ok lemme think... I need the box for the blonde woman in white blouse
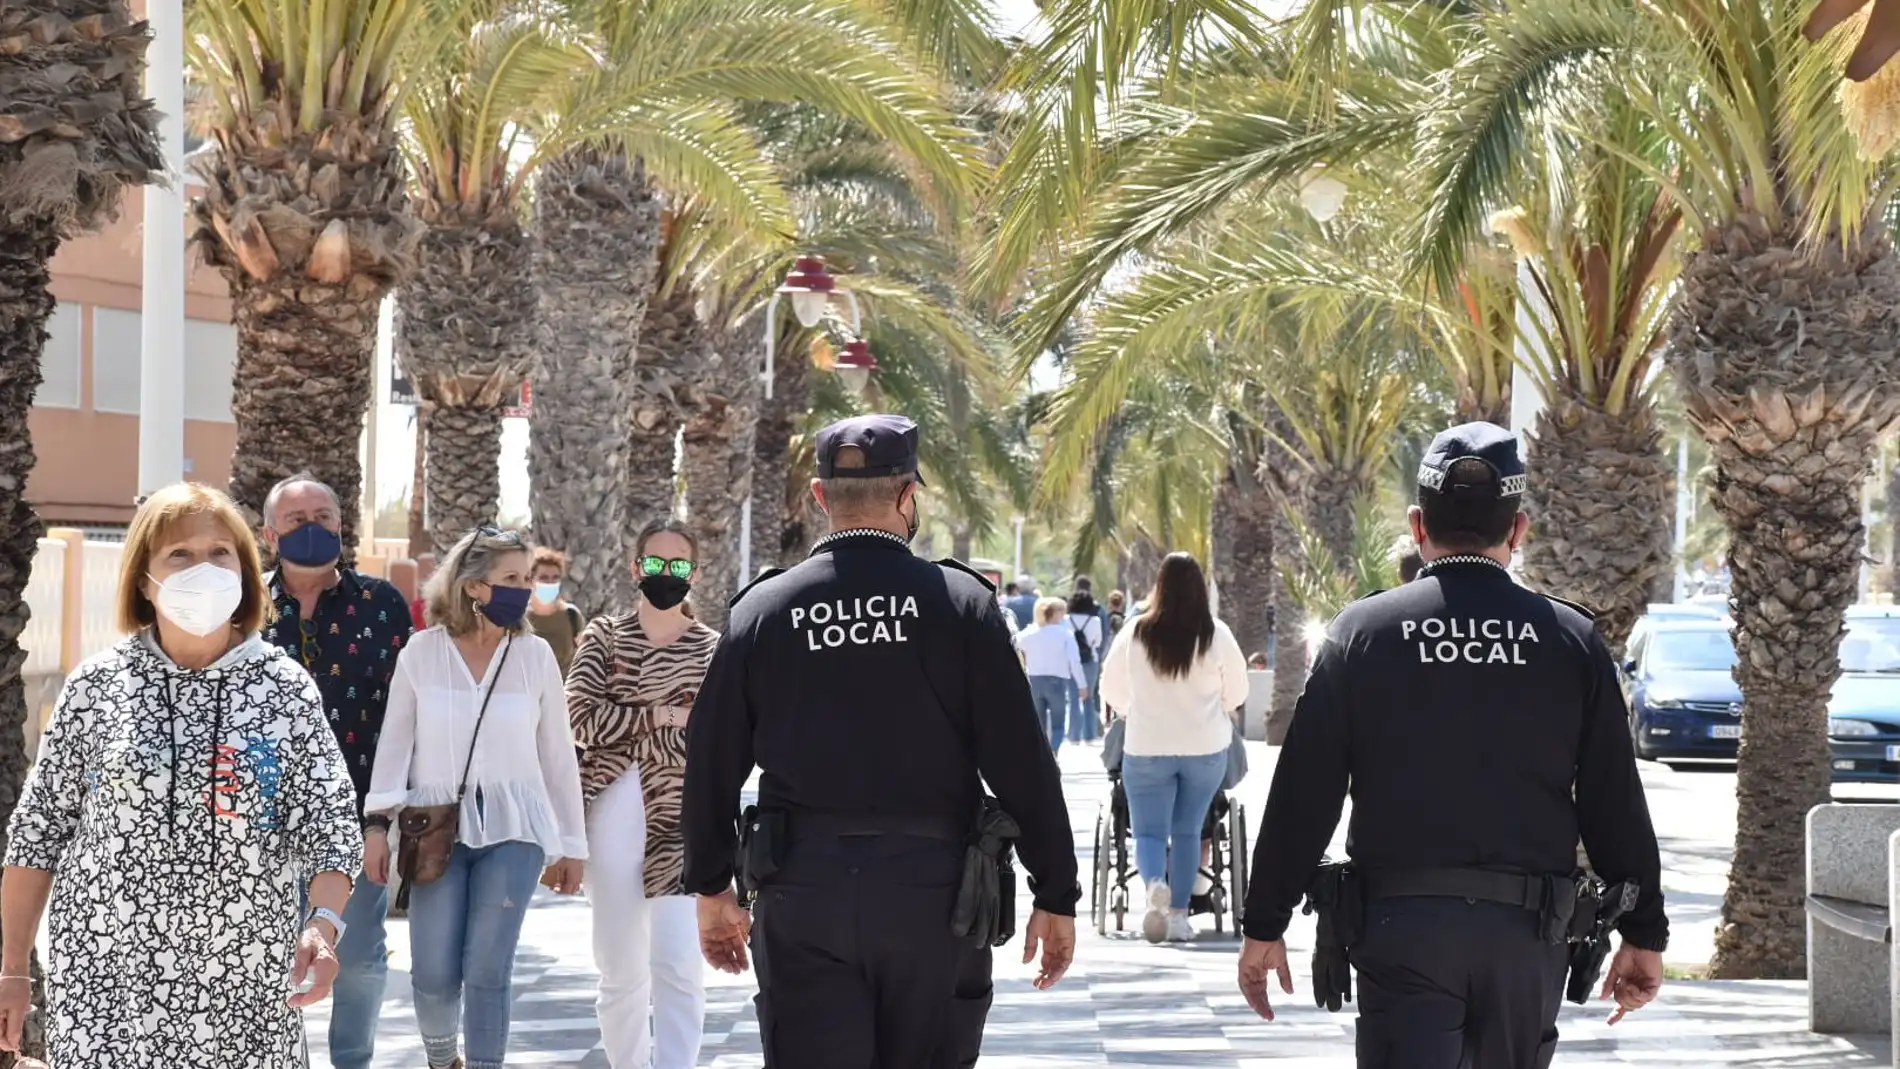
[365,526,587,1069]
[1100,552,1249,944]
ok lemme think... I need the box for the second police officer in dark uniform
[1239,422,1669,1068]
[680,414,1080,1069]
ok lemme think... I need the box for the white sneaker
[1142,883,1171,943]
[1166,912,1195,942]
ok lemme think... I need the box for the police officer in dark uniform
[681,414,1080,1069]
[1238,422,1669,1067]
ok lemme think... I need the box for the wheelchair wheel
[1229,802,1249,936]
[1092,809,1109,936]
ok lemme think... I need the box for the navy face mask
[278,522,342,568]
[480,584,533,628]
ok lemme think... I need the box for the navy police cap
[814,414,926,483]
[1417,421,1526,499]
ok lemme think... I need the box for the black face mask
[901,489,920,544]
[639,574,692,610]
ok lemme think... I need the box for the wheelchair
[1090,765,1249,937]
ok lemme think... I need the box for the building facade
[32,176,239,528]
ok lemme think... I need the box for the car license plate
[1709,724,1742,739]
[1887,745,1900,762]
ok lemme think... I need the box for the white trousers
[586,769,706,1069]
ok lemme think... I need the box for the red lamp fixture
[779,256,837,327]
[835,339,878,397]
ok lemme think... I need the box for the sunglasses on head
[638,556,696,580]
[477,524,525,546]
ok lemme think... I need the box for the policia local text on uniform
[1238,421,1669,1069]
[679,414,1080,1069]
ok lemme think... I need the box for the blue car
[1622,608,1900,780]
[1623,621,1744,766]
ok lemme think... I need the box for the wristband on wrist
[363,814,392,833]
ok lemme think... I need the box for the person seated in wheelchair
[1098,552,1251,943]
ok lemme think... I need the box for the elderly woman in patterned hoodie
[566,517,719,1069]
[0,484,362,1068]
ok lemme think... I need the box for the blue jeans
[1029,676,1068,752]
[329,878,390,1069]
[1122,752,1226,910]
[1068,661,1101,742]
[407,840,546,1069]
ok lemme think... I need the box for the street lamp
[780,256,836,327]
[745,256,876,579]
[1298,164,1347,222]
[834,339,878,398]
[761,256,864,401]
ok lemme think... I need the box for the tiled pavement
[304,745,1889,1067]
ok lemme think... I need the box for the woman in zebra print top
[566,518,719,1069]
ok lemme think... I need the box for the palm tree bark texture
[621,278,698,551]
[395,201,535,558]
[1212,463,1274,661]
[1260,454,1307,746]
[529,150,659,619]
[1518,397,1674,655]
[1667,218,1900,979]
[192,117,419,561]
[680,322,762,634]
[1,0,163,1058]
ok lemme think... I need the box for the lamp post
[137,0,186,496]
[1012,515,1026,580]
[742,256,874,579]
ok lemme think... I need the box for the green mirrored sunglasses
[638,555,696,580]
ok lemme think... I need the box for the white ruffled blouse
[366,627,588,861]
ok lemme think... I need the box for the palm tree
[526,0,982,618]
[1415,0,1900,978]
[1485,117,1683,653]
[1,0,161,1052]
[396,2,588,557]
[187,0,431,549]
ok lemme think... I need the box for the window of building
[91,307,141,414]
[37,303,82,409]
[185,319,236,422]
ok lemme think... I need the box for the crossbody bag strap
[454,636,512,805]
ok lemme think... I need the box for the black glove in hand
[1310,910,1353,1012]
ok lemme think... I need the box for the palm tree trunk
[397,207,535,557]
[784,491,826,567]
[623,280,701,549]
[1519,397,1674,655]
[952,526,974,561]
[1213,463,1274,659]
[681,327,761,633]
[1669,222,1900,979]
[529,149,660,618]
[406,405,429,559]
[1886,459,1900,589]
[420,403,506,557]
[192,126,418,565]
[1267,501,1306,746]
[0,220,61,1063]
[1124,535,1163,605]
[753,329,807,575]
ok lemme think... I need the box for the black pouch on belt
[1537,874,1580,945]
[741,807,786,892]
[952,797,1022,948]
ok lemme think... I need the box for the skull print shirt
[5,631,364,1069]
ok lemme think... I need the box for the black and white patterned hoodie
[6,630,363,1069]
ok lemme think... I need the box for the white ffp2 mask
[149,562,242,636]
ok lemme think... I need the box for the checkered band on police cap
[1416,421,1527,499]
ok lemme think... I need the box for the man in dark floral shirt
[261,473,412,1069]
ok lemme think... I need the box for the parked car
[1824,605,1900,785]
[1622,607,1900,780]
[1624,601,1727,657]
[1623,620,1744,767]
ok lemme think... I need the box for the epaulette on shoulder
[1540,591,1597,620]
[935,557,997,594]
[729,567,786,609]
